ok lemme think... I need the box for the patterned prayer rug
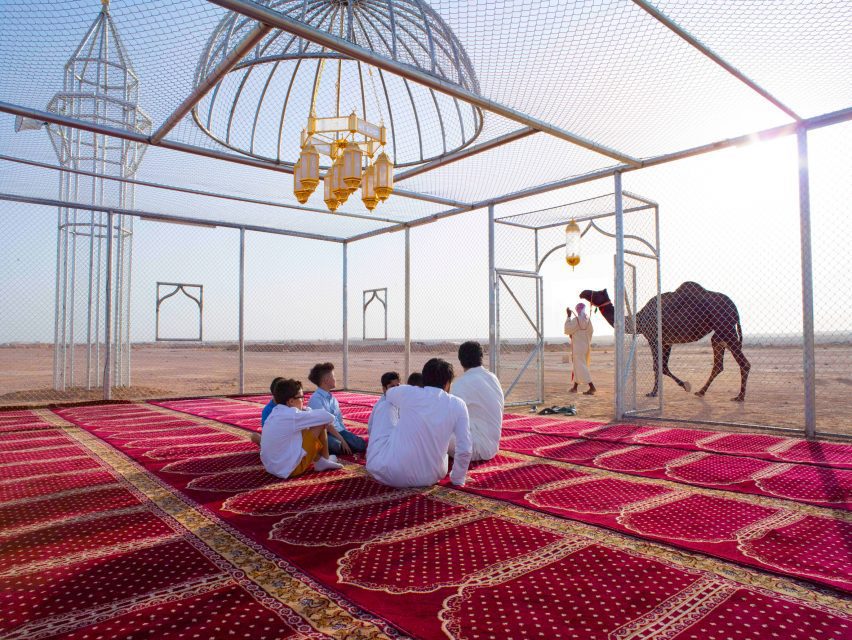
[0,409,395,639]
[22,402,849,640]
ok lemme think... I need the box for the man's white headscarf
[575,302,589,327]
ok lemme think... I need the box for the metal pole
[102,211,114,400]
[538,274,545,404]
[150,22,272,144]
[394,127,537,182]
[613,173,626,420]
[238,227,246,394]
[404,227,411,378]
[53,175,64,390]
[488,204,497,372]
[797,129,817,438]
[655,206,663,414]
[630,0,800,121]
[342,242,349,389]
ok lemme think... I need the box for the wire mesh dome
[193,0,483,167]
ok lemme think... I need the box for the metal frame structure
[155,283,204,342]
[1,0,849,438]
[23,0,152,393]
[493,191,662,415]
[494,268,544,408]
[362,287,388,341]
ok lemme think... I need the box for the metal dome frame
[191,0,484,167]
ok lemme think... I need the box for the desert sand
[1,341,849,438]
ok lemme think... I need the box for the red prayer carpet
[2,397,850,639]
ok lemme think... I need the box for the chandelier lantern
[323,174,340,212]
[299,143,320,191]
[361,164,379,211]
[374,152,394,202]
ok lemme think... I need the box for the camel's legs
[727,339,751,402]
[695,334,725,397]
[647,340,661,397]
[661,344,690,392]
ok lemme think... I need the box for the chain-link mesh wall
[809,120,852,437]
[408,210,490,384]
[1,202,63,405]
[346,233,406,393]
[243,232,342,396]
[623,136,808,433]
[125,220,241,399]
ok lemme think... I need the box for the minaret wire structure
[20,0,152,391]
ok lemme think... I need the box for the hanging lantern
[361,164,378,211]
[332,158,350,203]
[565,219,581,270]
[342,143,363,191]
[293,160,312,204]
[323,173,339,212]
[299,143,320,192]
[373,152,394,201]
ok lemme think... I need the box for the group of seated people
[256,341,504,488]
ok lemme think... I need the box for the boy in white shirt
[367,358,472,488]
[260,378,344,478]
[450,341,505,461]
[367,371,401,434]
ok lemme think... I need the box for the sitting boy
[307,362,367,456]
[260,378,344,478]
[367,371,401,433]
[261,376,284,427]
[406,372,424,387]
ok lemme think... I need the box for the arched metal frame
[156,282,204,342]
[193,0,484,168]
[362,287,388,340]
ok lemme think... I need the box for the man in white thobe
[367,358,472,488]
[449,341,504,461]
[565,302,596,395]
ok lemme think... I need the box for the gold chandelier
[293,111,394,212]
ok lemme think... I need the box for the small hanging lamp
[342,142,363,191]
[331,157,350,203]
[361,164,378,211]
[293,160,312,204]
[299,143,320,193]
[565,219,581,270]
[373,152,394,202]
[323,173,339,212]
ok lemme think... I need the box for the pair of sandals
[538,405,577,416]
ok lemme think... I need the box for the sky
[0,0,850,348]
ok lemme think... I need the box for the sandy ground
[1,342,849,437]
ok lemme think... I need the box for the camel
[580,282,750,401]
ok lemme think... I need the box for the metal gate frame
[495,268,544,407]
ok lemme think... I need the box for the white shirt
[366,385,472,487]
[367,394,397,434]
[260,405,334,478]
[451,366,505,461]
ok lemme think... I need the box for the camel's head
[580,289,610,308]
